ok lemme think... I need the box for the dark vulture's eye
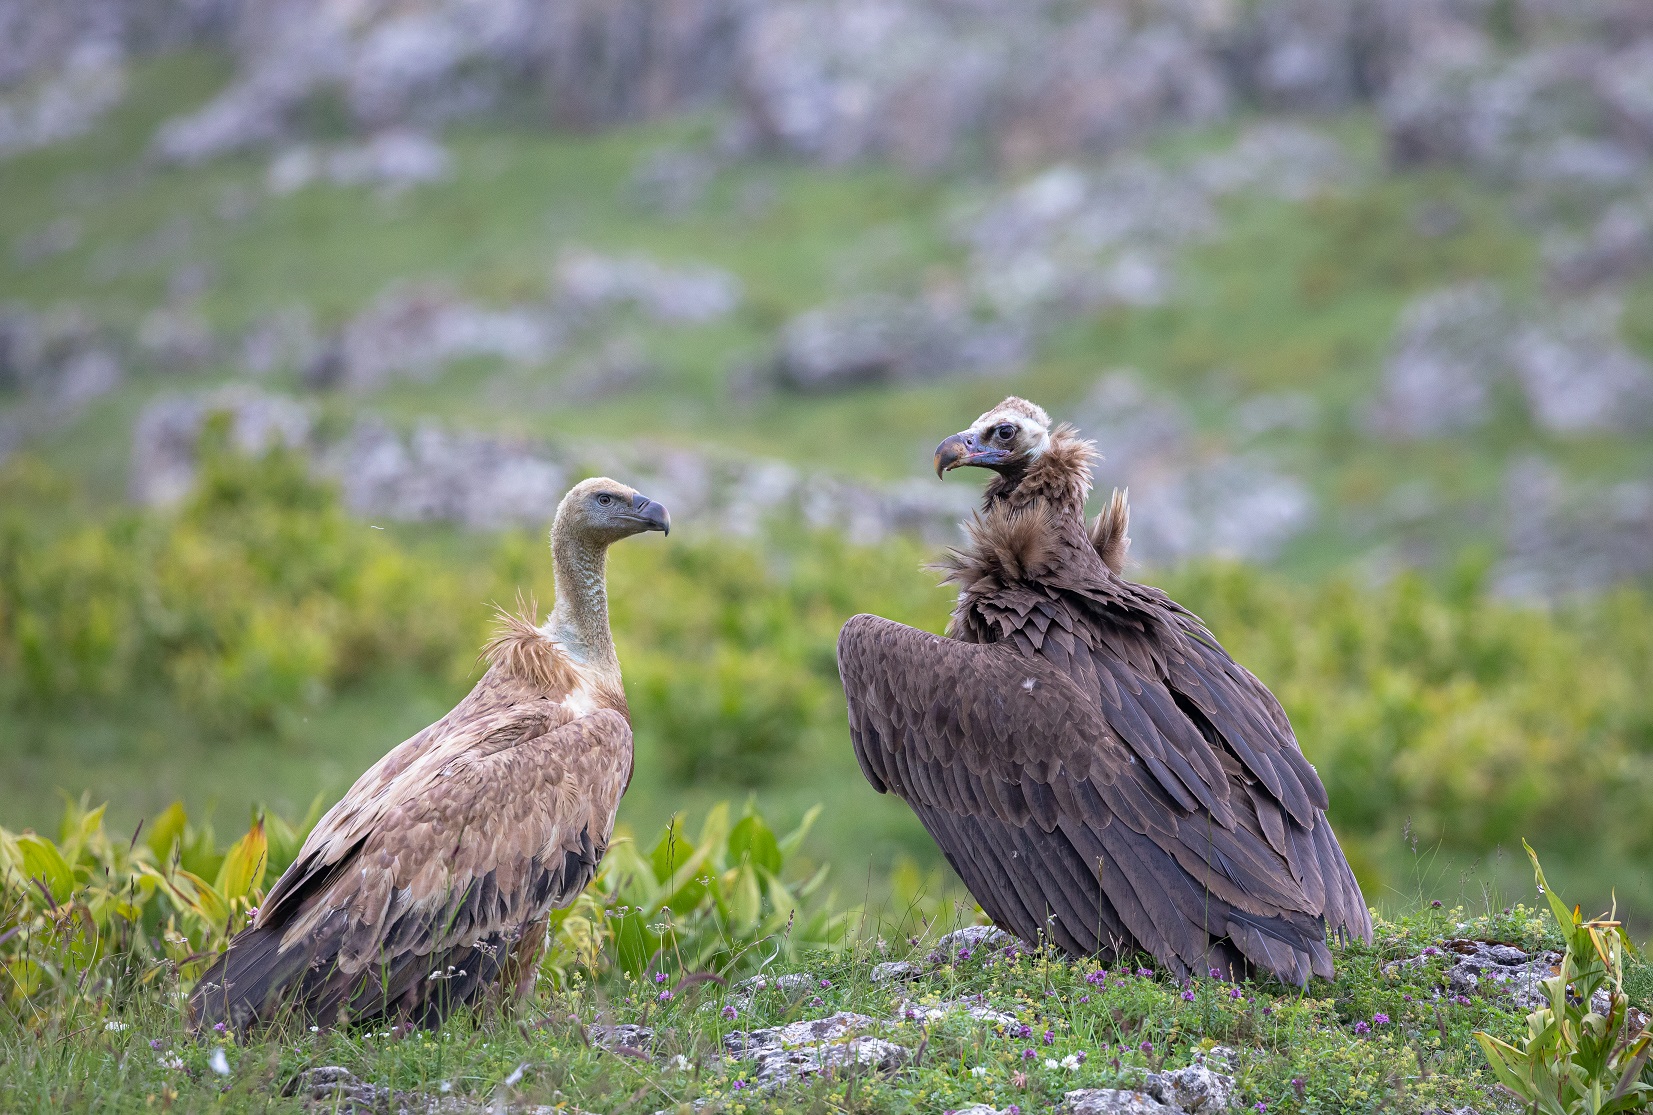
[995,423,1015,442]
[596,493,614,507]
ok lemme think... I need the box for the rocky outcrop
[127,387,980,543]
[1370,284,1653,439]
[1074,371,1315,566]
[722,1012,909,1089]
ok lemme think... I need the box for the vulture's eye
[995,423,1015,442]
[596,493,614,507]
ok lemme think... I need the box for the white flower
[668,1055,692,1072]
[209,1047,230,1076]
[1045,1058,1059,1069]
[104,1021,127,1031]
[309,1026,319,1033]
[970,1066,989,1078]
[1060,1054,1083,1070]
[157,1055,185,1071]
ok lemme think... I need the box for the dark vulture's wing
[838,614,1369,984]
[191,709,631,1031]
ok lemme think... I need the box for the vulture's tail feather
[190,925,313,1034]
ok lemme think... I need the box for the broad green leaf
[728,813,781,875]
[16,834,74,906]
[215,818,267,901]
[146,802,188,865]
[776,805,822,858]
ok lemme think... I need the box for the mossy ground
[6,902,1647,1114]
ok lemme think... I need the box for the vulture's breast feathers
[479,604,627,721]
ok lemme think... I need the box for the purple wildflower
[1007,1107,1021,1115]
[654,972,667,983]
[213,1022,226,1033]
[1078,995,1090,1003]
[1017,1023,1033,1039]
[1456,995,1472,1007]
[958,948,971,961]
[1255,1104,1268,1113]
[150,1039,164,1050]
[1291,1078,1306,1097]
[1075,1051,1087,1064]
[1139,1041,1153,1053]
[1354,1021,1370,1035]
[658,990,673,1003]
[732,1080,746,1091]
[1431,899,1443,908]
[1182,990,1196,1002]
[1403,994,1413,1003]
[1229,987,1243,1000]
[1023,1048,1036,1060]
[1373,1013,1390,1026]
[1210,968,1224,979]
[819,979,832,989]
[1261,1005,1273,1016]
[1422,946,1440,957]
[1136,967,1152,978]
[722,1005,738,1020]
[810,996,823,1006]
[1043,1030,1055,1045]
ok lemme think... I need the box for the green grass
[4,899,1643,1113]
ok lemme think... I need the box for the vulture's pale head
[554,477,670,545]
[934,396,1053,478]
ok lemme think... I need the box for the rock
[937,925,1015,953]
[129,386,314,505]
[1368,283,1510,439]
[1064,1088,1178,1115]
[892,996,1017,1027]
[14,217,81,265]
[1544,201,1653,292]
[587,1023,654,1053]
[1075,371,1314,565]
[328,419,568,530]
[774,294,1025,393]
[553,250,742,325]
[283,1063,564,1113]
[0,39,126,157]
[0,303,119,405]
[267,130,451,195]
[1508,294,1653,434]
[322,284,560,392]
[870,960,924,984]
[1383,938,1562,1012]
[1145,1063,1238,1112]
[1494,456,1653,597]
[723,1012,908,1089]
[138,302,215,370]
[241,306,319,377]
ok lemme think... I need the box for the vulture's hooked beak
[630,492,671,535]
[934,431,1009,478]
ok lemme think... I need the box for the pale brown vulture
[838,398,1370,984]
[190,478,669,1031]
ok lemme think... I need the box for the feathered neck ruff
[935,424,1100,590]
[983,423,1096,513]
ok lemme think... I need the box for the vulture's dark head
[934,397,1053,478]
[554,477,671,546]
[934,397,1095,509]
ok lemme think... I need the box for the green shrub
[1474,843,1653,1113]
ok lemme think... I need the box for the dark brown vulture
[190,478,669,1032]
[838,398,1370,984]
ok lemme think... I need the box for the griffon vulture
[837,398,1370,984]
[190,478,669,1031]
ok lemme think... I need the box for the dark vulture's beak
[630,492,671,535]
[934,430,1009,478]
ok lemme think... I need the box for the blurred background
[2,0,1652,926]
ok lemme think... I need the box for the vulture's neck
[985,426,1095,519]
[547,529,619,681]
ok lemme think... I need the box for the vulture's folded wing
[192,709,630,1029]
[838,614,1367,984]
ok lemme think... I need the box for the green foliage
[0,433,472,732]
[0,796,318,1008]
[1474,844,1653,1114]
[546,802,850,986]
[0,796,840,1016]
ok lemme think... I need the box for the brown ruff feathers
[1090,487,1131,576]
[933,503,1062,588]
[482,597,580,695]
